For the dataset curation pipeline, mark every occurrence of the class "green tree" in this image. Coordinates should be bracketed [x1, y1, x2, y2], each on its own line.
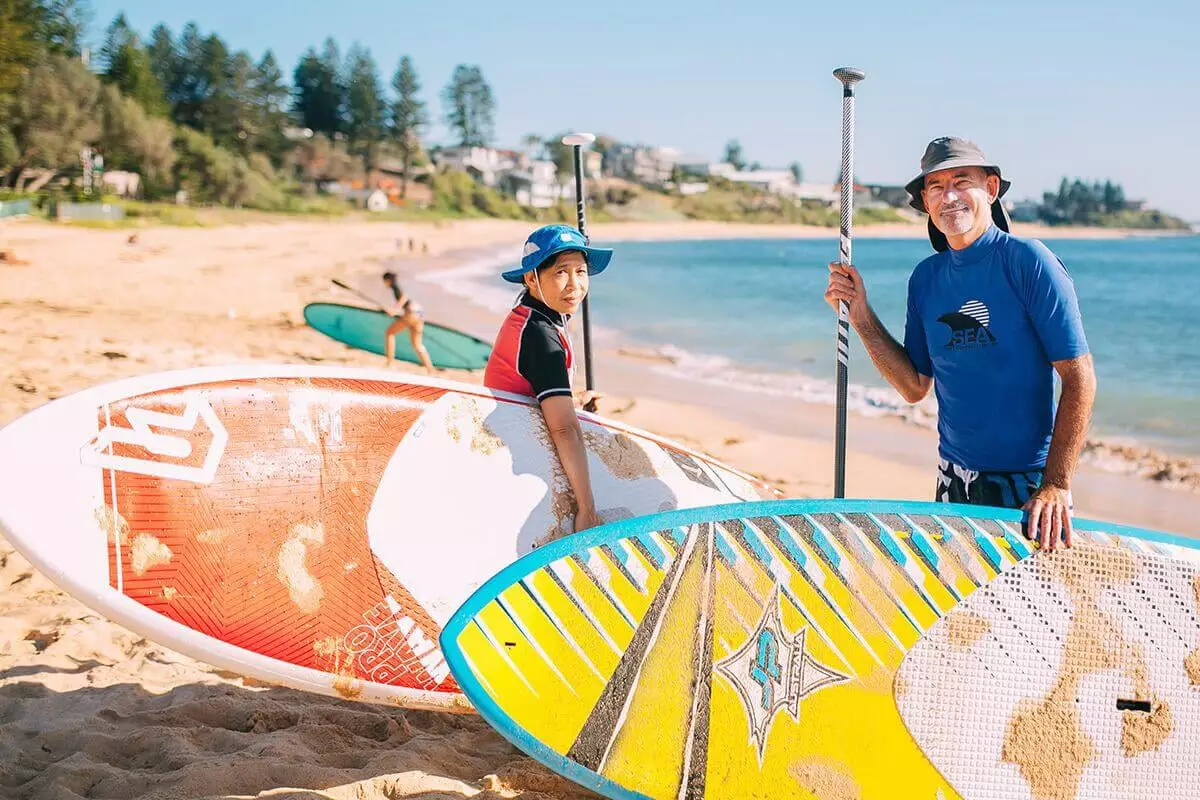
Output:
[0, 0, 43, 100]
[172, 124, 283, 208]
[344, 44, 384, 170]
[171, 22, 207, 130]
[723, 139, 745, 171]
[520, 133, 544, 159]
[1103, 180, 1125, 212]
[592, 134, 615, 174]
[0, 0, 90, 95]
[146, 23, 175, 86]
[100, 15, 167, 116]
[6, 54, 101, 186]
[292, 39, 343, 136]
[789, 161, 803, 184]
[40, 0, 91, 58]
[250, 50, 290, 166]
[196, 33, 234, 146]
[98, 12, 133, 71]
[97, 83, 174, 188]
[441, 64, 494, 147]
[1, 1, 93, 174]
[390, 55, 426, 197]
[544, 132, 574, 179]
[226, 50, 256, 154]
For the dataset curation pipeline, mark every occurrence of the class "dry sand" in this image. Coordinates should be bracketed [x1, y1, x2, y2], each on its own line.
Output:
[1, 216, 1196, 799]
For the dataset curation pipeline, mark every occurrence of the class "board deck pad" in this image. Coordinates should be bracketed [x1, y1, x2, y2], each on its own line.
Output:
[898, 534, 1200, 799]
[303, 302, 492, 370]
[0, 366, 765, 711]
[439, 499, 1200, 799]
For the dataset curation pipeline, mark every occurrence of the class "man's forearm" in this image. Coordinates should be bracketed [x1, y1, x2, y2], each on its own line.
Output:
[854, 307, 928, 403]
[1043, 372, 1096, 490]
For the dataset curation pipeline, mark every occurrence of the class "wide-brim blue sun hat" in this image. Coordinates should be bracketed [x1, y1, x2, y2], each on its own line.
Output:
[501, 224, 613, 283]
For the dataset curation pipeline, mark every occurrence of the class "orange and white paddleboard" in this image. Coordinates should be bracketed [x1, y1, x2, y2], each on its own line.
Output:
[0, 365, 765, 711]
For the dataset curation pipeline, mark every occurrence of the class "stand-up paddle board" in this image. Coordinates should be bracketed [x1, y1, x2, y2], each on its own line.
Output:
[0, 366, 765, 712]
[304, 302, 491, 370]
[439, 499, 1200, 798]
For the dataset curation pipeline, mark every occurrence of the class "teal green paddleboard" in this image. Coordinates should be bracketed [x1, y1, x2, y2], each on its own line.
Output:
[303, 302, 491, 370]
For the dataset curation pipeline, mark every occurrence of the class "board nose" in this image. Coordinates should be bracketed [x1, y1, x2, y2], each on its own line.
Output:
[0, 390, 111, 596]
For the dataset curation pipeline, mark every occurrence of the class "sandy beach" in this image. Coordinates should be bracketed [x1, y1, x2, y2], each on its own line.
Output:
[2, 216, 1197, 799]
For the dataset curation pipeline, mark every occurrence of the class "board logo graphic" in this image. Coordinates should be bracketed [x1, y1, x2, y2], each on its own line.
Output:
[715, 586, 848, 758]
[344, 595, 451, 687]
[938, 299, 997, 350]
[80, 393, 229, 484]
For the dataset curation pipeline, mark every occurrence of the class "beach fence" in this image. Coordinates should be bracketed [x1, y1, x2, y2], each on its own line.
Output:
[54, 202, 125, 222]
[0, 199, 32, 219]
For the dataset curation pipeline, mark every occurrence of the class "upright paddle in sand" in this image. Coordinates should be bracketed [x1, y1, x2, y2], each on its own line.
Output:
[562, 132, 599, 413]
[831, 67, 865, 498]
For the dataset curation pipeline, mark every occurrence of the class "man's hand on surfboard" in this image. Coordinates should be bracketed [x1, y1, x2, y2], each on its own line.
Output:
[1023, 484, 1074, 551]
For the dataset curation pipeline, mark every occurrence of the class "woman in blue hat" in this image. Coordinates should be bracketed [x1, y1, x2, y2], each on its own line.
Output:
[485, 224, 613, 534]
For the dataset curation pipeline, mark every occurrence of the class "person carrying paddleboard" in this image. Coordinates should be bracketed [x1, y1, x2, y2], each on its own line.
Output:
[381, 271, 434, 376]
[485, 224, 613, 535]
[824, 137, 1096, 551]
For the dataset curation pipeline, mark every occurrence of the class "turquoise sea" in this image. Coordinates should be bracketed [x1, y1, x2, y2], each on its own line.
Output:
[441, 234, 1200, 458]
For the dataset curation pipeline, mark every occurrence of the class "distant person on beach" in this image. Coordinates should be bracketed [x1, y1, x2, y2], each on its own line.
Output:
[381, 271, 434, 375]
[825, 137, 1096, 550]
[485, 224, 613, 534]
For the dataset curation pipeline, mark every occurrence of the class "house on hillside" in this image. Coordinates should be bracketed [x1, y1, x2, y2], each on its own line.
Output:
[498, 160, 561, 208]
[725, 169, 796, 195]
[833, 180, 874, 208]
[674, 156, 732, 179]
[789, 182, 840, 206]
[609, 144, 681, 186]
[430, 146, 518, 187]
[864, 184, 910, 208]
[1007, 199, 1042, 222]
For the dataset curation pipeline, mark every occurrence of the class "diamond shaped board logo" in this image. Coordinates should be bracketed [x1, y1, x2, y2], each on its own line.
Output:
[715, 585, 849, 759]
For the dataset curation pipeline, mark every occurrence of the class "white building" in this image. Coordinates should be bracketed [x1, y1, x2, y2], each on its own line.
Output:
[498, 160, 561, 208]
[431, 146, 519, 187]
[677, 159, 736, 179]
[724, 169, 796, 195]
[788, 182, 840, 206]
[609, 144, 681, 186]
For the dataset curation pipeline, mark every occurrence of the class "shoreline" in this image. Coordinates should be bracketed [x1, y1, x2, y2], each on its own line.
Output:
[401, 250, 1199, 535]
[406, 236, 1200, 495]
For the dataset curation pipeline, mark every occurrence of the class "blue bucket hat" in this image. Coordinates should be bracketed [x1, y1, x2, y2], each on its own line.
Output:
[501, 224, 613, 284]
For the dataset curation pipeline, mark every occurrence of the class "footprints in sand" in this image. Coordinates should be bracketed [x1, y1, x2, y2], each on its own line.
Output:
[0, 537, 600, 799]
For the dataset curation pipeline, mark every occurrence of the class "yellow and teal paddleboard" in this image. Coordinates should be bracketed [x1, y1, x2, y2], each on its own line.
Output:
[439, 499, 1200, 799]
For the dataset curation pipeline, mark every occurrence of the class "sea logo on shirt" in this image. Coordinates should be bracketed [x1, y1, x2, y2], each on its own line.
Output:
[937, 299, 997, 350]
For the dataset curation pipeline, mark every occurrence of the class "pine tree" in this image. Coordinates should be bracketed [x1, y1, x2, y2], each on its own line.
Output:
[389, 55, 426, 197]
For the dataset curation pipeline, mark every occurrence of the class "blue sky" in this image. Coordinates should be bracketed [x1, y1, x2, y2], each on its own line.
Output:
[89, 0, 1199, 219]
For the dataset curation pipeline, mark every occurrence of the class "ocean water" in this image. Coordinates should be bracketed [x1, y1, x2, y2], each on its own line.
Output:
[428, 234, 1200, 458]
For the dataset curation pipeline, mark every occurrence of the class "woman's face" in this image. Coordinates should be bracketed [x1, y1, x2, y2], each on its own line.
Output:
[525, 251, 589, 316]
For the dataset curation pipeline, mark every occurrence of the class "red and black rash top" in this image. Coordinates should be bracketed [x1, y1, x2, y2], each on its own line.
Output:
[484, 293, 575, 402]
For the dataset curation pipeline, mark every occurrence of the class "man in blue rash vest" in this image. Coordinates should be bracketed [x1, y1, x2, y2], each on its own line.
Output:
[824, 137, 1096, 550]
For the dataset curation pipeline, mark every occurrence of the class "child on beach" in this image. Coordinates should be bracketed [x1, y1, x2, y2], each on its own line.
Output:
[484, 224, 613, 534]
[381, 271, 434, 376]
